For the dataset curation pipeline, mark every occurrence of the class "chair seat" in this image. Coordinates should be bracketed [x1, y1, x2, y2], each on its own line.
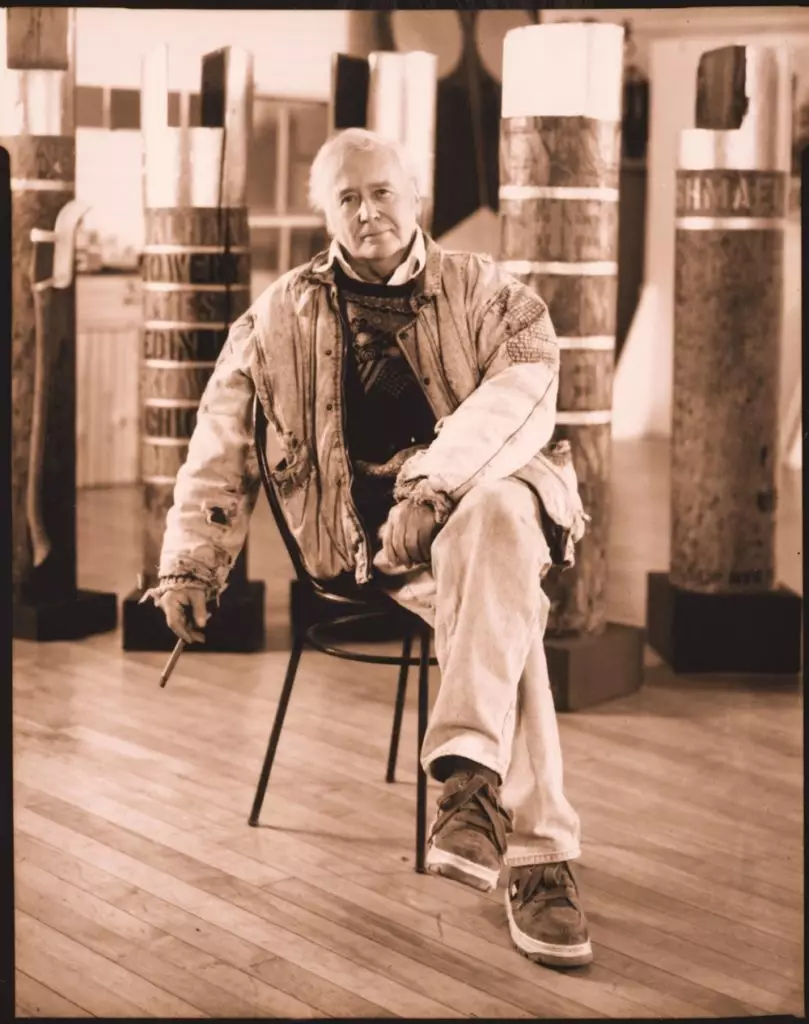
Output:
[309, 570, 410, 608]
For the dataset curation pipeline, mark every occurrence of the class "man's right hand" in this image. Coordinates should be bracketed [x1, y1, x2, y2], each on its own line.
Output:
[157, 587, 209, 644]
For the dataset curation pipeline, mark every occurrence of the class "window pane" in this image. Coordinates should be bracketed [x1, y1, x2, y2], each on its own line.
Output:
[110, 88, 140, 131]
[76, 86, 104, 128]
[250, 226, 282, 296]
[188, 92, 202, 128]
[287, 102, 328, 214]
[290, 226, 328, 267]
[248, 98, 279, 214]
[168, 92, 181, 128]
[250, 227, 281, 273]
[289, 101, 328, 159]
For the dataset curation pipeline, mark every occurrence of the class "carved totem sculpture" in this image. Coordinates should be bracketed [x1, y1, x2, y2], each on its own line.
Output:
[647, 44, 802, 674]
[497, 21, 645, 710]
[4, 6, 117, 640]
[121, 45, 266, 651]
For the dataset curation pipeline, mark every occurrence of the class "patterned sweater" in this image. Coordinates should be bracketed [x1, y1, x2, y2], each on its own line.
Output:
[334, 265, 437, 549]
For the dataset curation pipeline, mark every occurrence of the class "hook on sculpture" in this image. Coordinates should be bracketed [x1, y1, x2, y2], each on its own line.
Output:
[26, 197, 89, 568]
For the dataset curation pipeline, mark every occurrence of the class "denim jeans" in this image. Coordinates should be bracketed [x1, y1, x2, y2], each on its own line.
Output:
[376, 478, 581, 867]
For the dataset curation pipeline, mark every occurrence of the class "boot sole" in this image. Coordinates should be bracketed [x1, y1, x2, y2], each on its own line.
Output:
[425, 845, 500, 892]
[505, 889, 593, 968]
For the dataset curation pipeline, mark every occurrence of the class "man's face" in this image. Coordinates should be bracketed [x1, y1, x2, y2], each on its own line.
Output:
[326, 146, 419, 264]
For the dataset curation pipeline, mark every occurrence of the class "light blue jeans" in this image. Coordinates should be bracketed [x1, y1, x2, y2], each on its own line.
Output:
[377, 478, 582, 867]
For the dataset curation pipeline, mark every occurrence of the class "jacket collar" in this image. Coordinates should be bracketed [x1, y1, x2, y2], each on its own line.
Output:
[322, 229, 426, 285]
[305, 227, 443, 302]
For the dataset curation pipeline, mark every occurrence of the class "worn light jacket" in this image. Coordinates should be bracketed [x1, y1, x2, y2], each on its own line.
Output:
[150, 234, 589, 602]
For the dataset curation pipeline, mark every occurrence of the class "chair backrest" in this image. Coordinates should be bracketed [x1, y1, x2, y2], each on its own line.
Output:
[253, 395, 315, 588]
[253, 395, 397, 611]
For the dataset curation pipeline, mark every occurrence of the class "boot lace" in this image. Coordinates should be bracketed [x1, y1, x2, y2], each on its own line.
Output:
[518, 862, 580, 912]
[430, 773, 513, 856]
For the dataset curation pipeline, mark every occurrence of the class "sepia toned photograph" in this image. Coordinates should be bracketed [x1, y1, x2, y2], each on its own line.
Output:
[4, 4, 804, 1019]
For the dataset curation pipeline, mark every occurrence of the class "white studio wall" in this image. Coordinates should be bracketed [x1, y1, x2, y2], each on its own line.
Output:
[75, 7, 349, 98]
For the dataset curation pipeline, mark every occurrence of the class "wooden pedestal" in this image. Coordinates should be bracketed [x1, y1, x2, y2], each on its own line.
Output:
[546, 622, 645, 712]
[13, 589, 118, 642]
[646, 571, 802, 675]
[122, 580, 266, 653]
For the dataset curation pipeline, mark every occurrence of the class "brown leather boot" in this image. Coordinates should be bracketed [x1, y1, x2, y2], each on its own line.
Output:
[425, 770, 512, 892]
[506, 861, 593, 967]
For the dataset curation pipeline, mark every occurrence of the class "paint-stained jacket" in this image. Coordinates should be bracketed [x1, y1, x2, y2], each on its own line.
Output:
[149, 235, 589, 602]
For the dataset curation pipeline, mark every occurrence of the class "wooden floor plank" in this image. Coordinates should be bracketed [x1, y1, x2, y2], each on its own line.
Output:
[573, 787, 804, 897]
[562, 712, 803, 829]
[264, 862, 652, 1019]
[15, 806, 461, 1019]
[582, 884, 803, 1015]
[17, 884, 264, 1020]
[576, 860, 802, 977]
[12, 440, 803, 1019]
[16, 911, 201, 1017]
[14, 972, 92, 1019]
[338, 864, 786, 1018]
[16, 751, 289, 886]
[271, 873, 704, 1019]
[15, 860, 279, 1018]
[199, 873, 542, 1020]
[16, 833, 393, 1019]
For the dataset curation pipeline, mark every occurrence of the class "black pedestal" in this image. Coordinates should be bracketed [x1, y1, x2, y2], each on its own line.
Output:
[13, 588, 118, 641]
[122, 581, 266, 652]
[545, 622, 645, 712]
[646, 572, 803, 674]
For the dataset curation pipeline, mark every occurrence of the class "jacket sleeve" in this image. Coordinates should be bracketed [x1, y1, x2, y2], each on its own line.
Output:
[394, 257, 559, 521]
[143, 312, 262, 604]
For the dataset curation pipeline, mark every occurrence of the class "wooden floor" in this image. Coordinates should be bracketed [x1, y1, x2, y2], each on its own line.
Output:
[12, 439, 804, 1018]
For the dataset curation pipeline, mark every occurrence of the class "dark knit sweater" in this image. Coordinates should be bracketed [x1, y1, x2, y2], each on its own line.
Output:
[335, 265, 436, 549]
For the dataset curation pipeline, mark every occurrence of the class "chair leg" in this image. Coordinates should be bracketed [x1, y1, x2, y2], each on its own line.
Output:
[415, 626, 430, 874]
[386, 630, 413, 784]
[248, 635, 305, 827]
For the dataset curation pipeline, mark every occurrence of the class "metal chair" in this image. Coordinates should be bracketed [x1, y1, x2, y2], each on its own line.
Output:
[249, 398, 436, 872]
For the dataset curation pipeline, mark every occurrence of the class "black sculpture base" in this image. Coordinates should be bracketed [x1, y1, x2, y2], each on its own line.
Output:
[122, 581, 266, 652]
[545, 622, 645, 712]
[13, 588, 118, 642]
[646, 572, 803, 675]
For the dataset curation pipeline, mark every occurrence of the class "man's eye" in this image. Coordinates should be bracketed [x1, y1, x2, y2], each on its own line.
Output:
[375, 189, 391, 200]
[340, 195, 356, 207]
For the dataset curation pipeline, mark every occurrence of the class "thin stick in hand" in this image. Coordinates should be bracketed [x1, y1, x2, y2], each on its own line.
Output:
[159, 638, 186, 688]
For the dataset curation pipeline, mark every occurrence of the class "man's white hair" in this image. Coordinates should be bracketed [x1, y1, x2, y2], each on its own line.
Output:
[308, 128, 420, 215]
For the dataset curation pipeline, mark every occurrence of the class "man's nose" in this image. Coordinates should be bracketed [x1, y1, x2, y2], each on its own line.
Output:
[358, 198, 378, 222]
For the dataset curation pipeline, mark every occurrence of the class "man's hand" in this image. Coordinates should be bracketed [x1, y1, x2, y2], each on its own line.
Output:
[378, 500, 439, 572]
[156, 587, 209, 644]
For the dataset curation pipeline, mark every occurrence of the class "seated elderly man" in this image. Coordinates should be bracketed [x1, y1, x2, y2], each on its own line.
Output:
[148, 127, 592, 969]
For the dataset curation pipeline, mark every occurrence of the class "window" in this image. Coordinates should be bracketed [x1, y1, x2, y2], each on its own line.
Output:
[76, 86, 140, 130]
[167, 91, 181, 128]
[74, 88, 328, 277]
[248, 97, 329, 286]
[188, 92, 202, 129]
[109, 88, 141, 131]
[76, 85, 104, 128]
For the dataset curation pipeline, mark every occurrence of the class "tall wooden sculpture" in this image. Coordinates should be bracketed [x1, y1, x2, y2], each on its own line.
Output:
[498, 22, 644, 710]
[647, 44, 802, 674]
[4, 7, 117, 640]
[122, 45, 265, 651]
[329, 48, 438, 232]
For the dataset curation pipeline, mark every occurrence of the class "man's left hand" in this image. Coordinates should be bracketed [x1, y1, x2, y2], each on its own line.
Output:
[378, 500, 439, 571]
